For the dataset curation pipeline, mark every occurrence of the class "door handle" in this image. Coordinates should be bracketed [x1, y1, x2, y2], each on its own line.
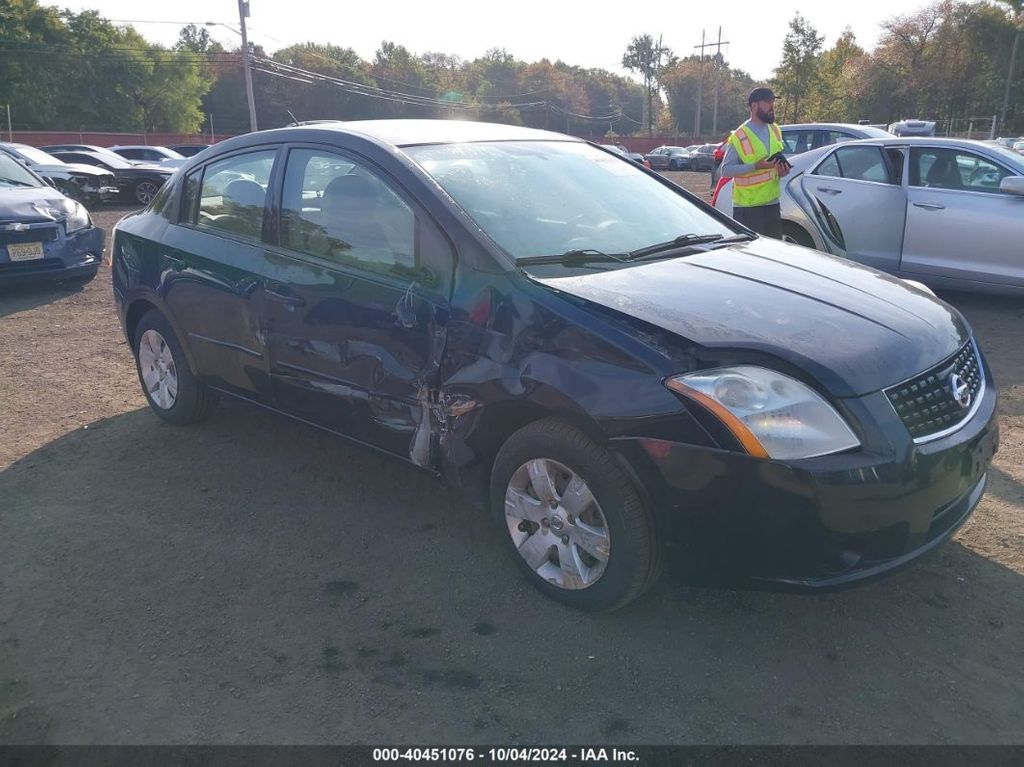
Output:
[264, 287, 306, 308]
[816, 186, 843, 195]
[913, 201, 945, 210]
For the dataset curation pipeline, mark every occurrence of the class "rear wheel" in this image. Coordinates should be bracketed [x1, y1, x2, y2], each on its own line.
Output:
[133, 310, 217, 425]
[490, 419, 661, 611]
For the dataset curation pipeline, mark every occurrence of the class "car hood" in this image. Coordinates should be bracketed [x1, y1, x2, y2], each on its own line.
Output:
[113, 166, 172, 177]
[0, 187, 76, 223]
[531, 237, 969, 397]
[31, 162, 109, 178]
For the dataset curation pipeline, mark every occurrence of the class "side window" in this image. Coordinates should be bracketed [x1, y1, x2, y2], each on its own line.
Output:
[782, 130, 813, 154]
[195, 150, 276, 241]
[814, 146, 892, 184]
[280, 149, 416, 279]
[953, 151, 1011, 192]
[911, 148, 1012, 193]
[822, 130, 856, 146]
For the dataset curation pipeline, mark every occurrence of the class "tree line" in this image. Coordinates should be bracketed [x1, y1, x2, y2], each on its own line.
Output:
[0, 0, 1020, 138]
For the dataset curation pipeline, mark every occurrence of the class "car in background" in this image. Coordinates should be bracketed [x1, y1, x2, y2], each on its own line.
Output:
[644, 145, 691, 171]
[687, 143, 718, 172]
[167, 144, 211, 158]
[0, 151, 104, 286]
[112, 145, 187, 168]
[40, 143, 153, 167]
[713, 137, 1024, 295]
[47, 150, 173, 205]
[111, 119, 997, 610]
[712, 122, 896, 200]
[888, 120, 936, 137]
[0, 142, 118, 205]
[599, 144, 649, 167]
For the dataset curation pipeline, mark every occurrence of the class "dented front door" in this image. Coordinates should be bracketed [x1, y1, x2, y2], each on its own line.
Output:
[261, 249, 448, 465]
[260, 145, 453, 466]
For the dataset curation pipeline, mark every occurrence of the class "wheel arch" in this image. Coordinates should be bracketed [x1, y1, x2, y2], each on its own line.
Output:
[124, 296, 200, 375]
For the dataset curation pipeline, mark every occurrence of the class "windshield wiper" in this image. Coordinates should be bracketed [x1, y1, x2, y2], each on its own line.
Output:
[626, 232, 754, 260]
[0, 176, 33, 187]
[516, 248, 629, 267]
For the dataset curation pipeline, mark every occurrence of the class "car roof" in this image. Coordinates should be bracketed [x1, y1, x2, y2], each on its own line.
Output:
[112, 144, 169, 150]
[270, 119, 579, 147]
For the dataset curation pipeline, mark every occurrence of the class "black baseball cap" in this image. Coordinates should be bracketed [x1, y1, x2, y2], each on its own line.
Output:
[748, 87, 776, 105]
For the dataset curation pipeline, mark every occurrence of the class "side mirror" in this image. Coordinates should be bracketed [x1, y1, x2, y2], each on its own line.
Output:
[999, 176, 1024, 196]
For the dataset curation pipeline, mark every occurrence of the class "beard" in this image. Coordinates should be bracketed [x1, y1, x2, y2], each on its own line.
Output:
[756, 106, 776, 123]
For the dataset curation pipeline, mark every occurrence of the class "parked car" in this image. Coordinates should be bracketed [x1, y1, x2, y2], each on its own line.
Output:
[599, 144, 648, 167]
[713, 137, 1024, 295]
[888, 119, 936, 137]
[0, 151, 104, 286]
[47, 150, 173, 205]
[167, 144, 211, 158]
[112, 145, 187, 168]
[687, 143, 718, 172]
[41, 144, 151, 167]
[712, 122, 897, 200]
[111, 120, 997, 610]
[644, 145, 690, 171]
[0, 142, 118, 205]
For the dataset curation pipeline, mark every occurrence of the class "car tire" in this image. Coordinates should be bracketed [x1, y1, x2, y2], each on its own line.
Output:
[133, 310, 218, 425]
[490, 418, 662, 611]
[782, 223, 816, 249]
[134, 180, 160, 206]
[669, 159, 681, 171]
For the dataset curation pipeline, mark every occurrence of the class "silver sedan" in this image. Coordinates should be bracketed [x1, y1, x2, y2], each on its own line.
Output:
[713, 137, 1024, 295]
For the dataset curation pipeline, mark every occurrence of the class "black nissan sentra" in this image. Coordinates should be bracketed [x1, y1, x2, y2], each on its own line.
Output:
[110, 121, 999, 610]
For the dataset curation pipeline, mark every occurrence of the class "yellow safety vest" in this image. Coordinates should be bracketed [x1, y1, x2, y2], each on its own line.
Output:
[727, 122, 785, 208]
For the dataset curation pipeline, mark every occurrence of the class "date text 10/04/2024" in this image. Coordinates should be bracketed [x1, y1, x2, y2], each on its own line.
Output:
[372, 747, 641, 763]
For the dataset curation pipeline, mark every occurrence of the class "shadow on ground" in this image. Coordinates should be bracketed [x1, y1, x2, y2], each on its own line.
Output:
[1, 399, 1022, 745]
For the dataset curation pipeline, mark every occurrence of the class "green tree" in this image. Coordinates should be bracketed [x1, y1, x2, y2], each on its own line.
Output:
[772, 13, 824, 123]
[622, 34, 674, 135]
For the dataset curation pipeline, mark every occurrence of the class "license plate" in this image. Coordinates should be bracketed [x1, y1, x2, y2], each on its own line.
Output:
[7, 241, 44, 262]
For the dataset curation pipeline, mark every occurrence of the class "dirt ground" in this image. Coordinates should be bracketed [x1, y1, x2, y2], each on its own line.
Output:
[1, 173, 1022, 745]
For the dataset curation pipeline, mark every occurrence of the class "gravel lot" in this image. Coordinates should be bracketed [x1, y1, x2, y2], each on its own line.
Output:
[1, 172, 1022, 744]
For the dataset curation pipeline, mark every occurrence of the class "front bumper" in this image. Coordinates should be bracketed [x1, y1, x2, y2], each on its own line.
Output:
[0, 224, 105, 286]
[619, 363, 999, 588]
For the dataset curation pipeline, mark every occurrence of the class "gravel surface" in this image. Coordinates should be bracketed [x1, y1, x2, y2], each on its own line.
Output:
[1, 174, 1022, 744]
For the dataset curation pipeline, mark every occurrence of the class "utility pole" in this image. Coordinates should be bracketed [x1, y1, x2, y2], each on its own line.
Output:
[694, 30, 705, 140]
[237, 0, 257, 132]
[695, 29, 730, 141]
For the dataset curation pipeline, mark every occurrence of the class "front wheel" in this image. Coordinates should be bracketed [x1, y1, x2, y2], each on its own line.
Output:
[134, 180, 160, 206]
[490, 419, 661, 611]
[133, 310, 218, 425]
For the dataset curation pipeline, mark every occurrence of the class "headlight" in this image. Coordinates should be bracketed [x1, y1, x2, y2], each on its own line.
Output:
[666, 366, 860, 460]
[62, 199, 90, 233]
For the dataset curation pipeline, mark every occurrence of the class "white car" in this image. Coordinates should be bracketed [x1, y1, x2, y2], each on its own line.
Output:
[111, 145, 187, 169]
[712, 137, 1024, 295]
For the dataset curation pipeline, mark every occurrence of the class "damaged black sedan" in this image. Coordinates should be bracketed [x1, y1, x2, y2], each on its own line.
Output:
[110, 121, 998, 610]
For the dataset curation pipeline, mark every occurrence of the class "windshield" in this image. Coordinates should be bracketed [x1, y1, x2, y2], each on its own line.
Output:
[0, 153, 43, 187]
[859, 126, 895, 138]
[985, 144, 1024, 171]
[11, 144, 62, 165]
[405, 141, 735, 259]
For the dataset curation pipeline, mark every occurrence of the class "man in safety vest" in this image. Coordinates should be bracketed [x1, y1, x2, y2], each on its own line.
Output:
[720, 87, 790, 238]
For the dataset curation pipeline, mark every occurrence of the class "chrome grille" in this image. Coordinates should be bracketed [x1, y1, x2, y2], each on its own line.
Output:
[885, 341, 983, 441]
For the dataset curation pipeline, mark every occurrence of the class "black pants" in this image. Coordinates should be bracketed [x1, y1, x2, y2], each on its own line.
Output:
[732, 202, 782, 239]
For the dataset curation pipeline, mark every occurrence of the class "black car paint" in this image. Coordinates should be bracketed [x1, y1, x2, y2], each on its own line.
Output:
[48, 151, 172, 203]
[111, 123, 998, 586]
[0, 186, 105, 285]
